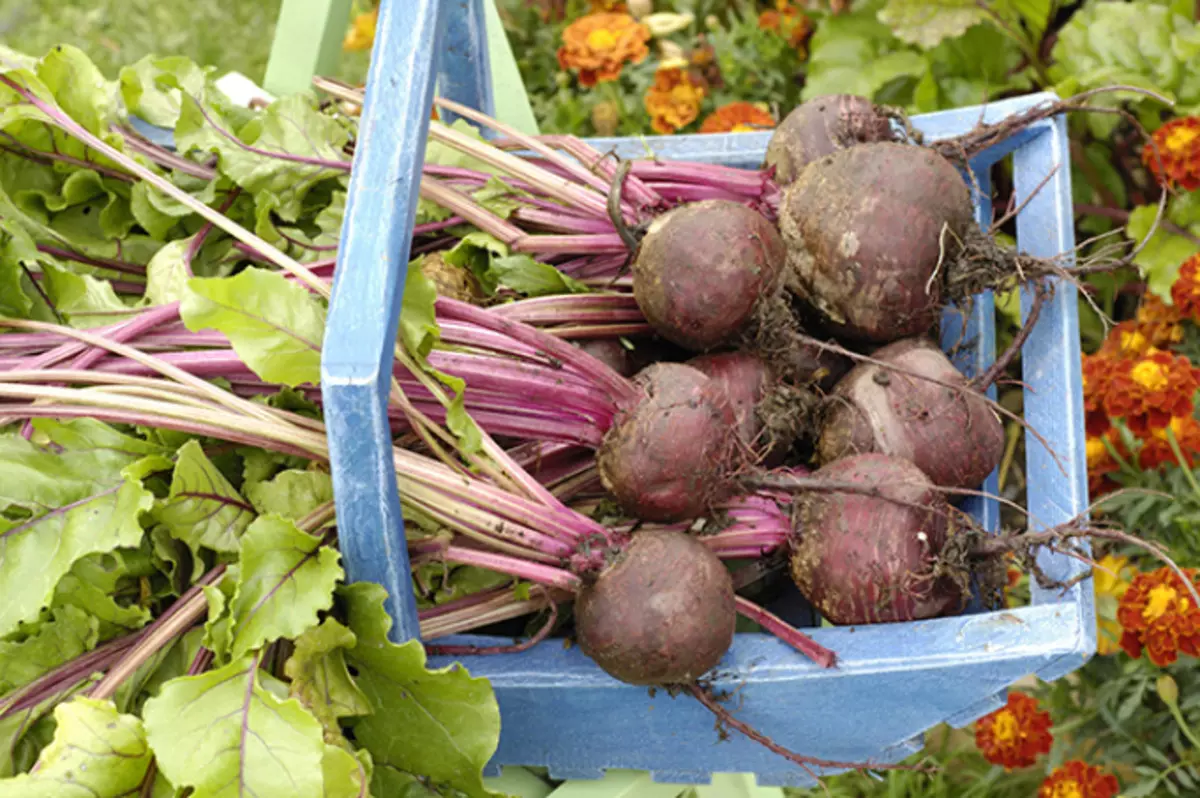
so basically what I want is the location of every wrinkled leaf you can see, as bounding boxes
[228,515,342,659]
[1126,194,1200,301]
[283,617,372,737]
[157,439,255,555]
[245,468,333,521]
[803,6,929,101]
[0,605,98,696]
[877,0,993,49]
[0,697,152,797]
[342,583,502,798]
[142,653,325,798]
[181,267,326,387]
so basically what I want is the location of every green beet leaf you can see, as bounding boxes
[0,605,98,697]
[119,54,213,130]
[40,262,138,327]
[283,617,372,738]
[142,654,326,798]
[0,697,152,798]
[0,689,60,778]
[245,468,334,522]
[0,434,153,638]
[442,231,589,298]
[876,0,993,49]
[323,745,375,798]
[181,267,326,388]
[341,582,502,798]
[143,237,193,305]
[1126,193,1200,302]
[801,2,928,101]
[228,515,342,659]
[157,439,255,555]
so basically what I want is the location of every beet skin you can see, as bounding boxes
[763,94,895,185]
[597,362,738,521]
[576,528,736,685]
[789,453,966,625]
[632,199,785,352]
[778,141,975,344]
[817,337,1005,489]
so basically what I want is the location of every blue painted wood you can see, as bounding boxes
[319,0,451,644]
[322,17,1092,783]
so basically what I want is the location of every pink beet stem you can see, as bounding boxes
[735,596,836,669]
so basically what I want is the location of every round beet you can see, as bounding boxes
[575,338,635,377]
[778,141,975,344]
[789,453,966,625]
[817,337,1005,489]
[764,94,895,185]
[632,199,786,352]
[687,351,815,467]
[597,362,738,521]
[576,528,736,685]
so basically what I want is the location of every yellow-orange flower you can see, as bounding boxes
[1118,566,1200,666]
[974,691,1053,769]
[643,66,706,134]
[757,0,814,53]
[1137,414,1200,470]
[557,13,651,87]
[343,7,378,52]
[589,0,629,12]
[1038,760,1120,798]
[1102,348,1199,436]
[1143,116,1200,191]
[1081,351,1118,437]
[1093,554,1135,655]
[699,101,775,133]
[1171,254,1200,324]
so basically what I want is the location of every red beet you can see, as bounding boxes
[778,141,975,344]
[817,337,1005,489]
[575,338,635,377]
[632,200,786,352]
[687,351,811,467]
[597,362,739,522]
[764,94,895,185]
[575,528,736,685]
[789,453,966,625]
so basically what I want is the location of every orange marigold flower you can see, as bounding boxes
[974,691,1053,769]
[1143,116,1200,191]
[1081,352,1117,437]
[1117,566,1200,666]
[1136,414,1200,470]
[699,101,775,133]
[343,8,378,52]
[557,13,651,88]
[1038,760,1119,798]
[1102,349,1199,436]
[1171,254,1200,323]
[1086,431,1124,499]
[643,66,706,134]
[757,0,813,53]
[589,0,629,11]
[1094,554,1135,656]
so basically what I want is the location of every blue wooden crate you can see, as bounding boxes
[320,0,1094,787]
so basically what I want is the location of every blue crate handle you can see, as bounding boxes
[321,0,1094,785]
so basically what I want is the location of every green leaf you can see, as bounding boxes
[876,0,993,49]
[0,690,60,778]
[245,468,333,522]
[0,605,98,696]
[41,263,137,327]
[342,582,502,798]
[228,515,342,659]
[119,54,212,130]
[35,46,116,138]
[1049,1,1200,136]
[52,556,152,639]
[1126,194,1200,301]
[201,576,235,662]
[0,437,152,638]
[181,267,326,388]
[442,232,589,298]
[157,439,255,555]
[142,653,325,798]
[322,745,373,798]
[177,93,349,224]
[803,5,929,101]
[144,237,193,306]
[0,697,151,797]
[283,618,372,738]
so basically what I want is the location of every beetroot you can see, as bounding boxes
[817,337,1005,489]
[419,252,482,303]
[764,94,895,185]
[575,528,736,685]
[687,351,814,467]
[789,453,966,625]
[632,199,786,352]
[575,338,635,377]
[597,362,739,521]
[778,141,975,344]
